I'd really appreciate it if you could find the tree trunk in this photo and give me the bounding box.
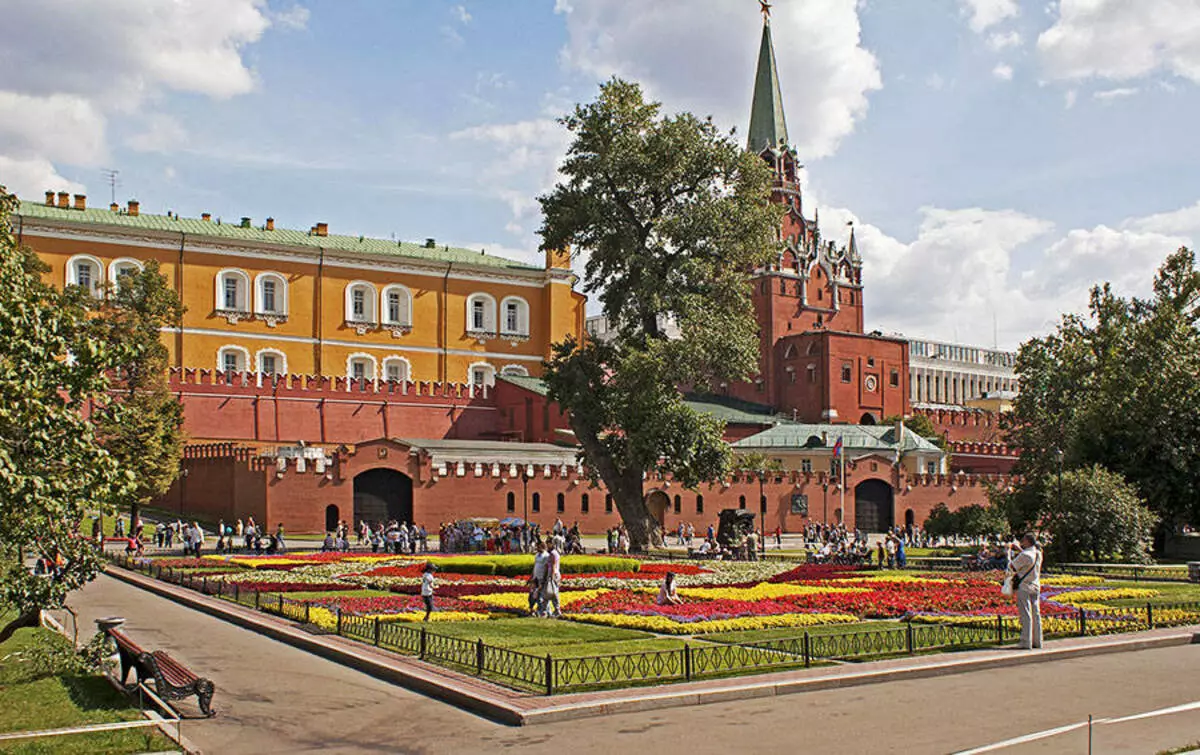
[570,417,663,552]
[0,609,40,645]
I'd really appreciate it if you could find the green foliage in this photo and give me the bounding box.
[539,79,781,548]
[1040,465,1157,563]
[884,414,947,451]
[90,259,185,525]
[922,502,1007,540]
[1007,248,1200,535]
[0,187,137,635]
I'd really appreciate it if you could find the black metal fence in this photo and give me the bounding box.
[110,554,1200,695]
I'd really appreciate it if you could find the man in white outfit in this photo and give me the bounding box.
[1007,533,1043,649]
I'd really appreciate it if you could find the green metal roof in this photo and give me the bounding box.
[682,394,781,426]
[496,374,550,396]
[747,20,789,153]
[733,423,942,453]
[15,200,539,271]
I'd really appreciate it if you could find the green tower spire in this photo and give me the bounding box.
[747,17,788,153]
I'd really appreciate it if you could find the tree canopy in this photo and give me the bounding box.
[1039,465,1157,563]
[539,78,782,548]
[1004,248,1200,540]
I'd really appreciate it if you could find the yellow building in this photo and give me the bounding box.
[14,192,584,384]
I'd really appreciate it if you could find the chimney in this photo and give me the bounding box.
[127,200,140,217]
[239,217,251,228]
[45,190,55,206]
[73,194,86,211]
[201,212,211,222]
[110,202,119,212]
[894,417,905,447]
[315,222,328,237]
[265,217,275,231]
[57,191,70,209]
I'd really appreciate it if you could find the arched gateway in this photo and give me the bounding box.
[644,490,670,525]
[854,479,894,533]
[353,468,414,526]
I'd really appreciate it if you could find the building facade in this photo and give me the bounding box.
[15,193,585,386]
[907,336,1018,408]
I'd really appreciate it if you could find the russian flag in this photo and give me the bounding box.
[832,436,843,458]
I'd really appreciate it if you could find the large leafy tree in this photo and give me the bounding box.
[1004,248,1200,542]
[539,78,781,549]
[0,188,136,642]
[90,259,185,531]
[1039,465,1157,563]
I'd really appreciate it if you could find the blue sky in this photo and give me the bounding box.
[3,0,1199,348]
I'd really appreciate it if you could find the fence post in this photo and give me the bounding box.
[803,632,811,668]
[278,593,283,614]
[305,603,311,625]
[477,639,485,675]
[336,607,343,635]
[420,627,427,659]
[545,654,554,695]
[1147,602,1154,630]
[203,576,208,594]
[254,589,260,611]
[234,583,239,604]
[374,617,381,646]
[996,615,1004,645]
[1078,607,1087,637]
[684,644,692,681]
[906,621,914,655]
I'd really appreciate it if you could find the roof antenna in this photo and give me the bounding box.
[101,168,120,205]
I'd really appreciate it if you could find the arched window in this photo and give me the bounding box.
[556,493,565,513]
[500,296,530,336]
[344,281,378,325]
[215,269,251,312]
[673,494,681,514]
[108,258,143,293]
[346,352,377,381]
[532,492,541,513]
[254,272,288,318]
[255,349,286,376]
[581,493,589,513]
[499,364,529,377]
[66,255,104,296]
[506,492,515,513]
[217,345,250,374]
[381,284,412,328]
[465,293,497,335]
[696,494,704,514]
[468,361,496,388]
[381,356,411,383]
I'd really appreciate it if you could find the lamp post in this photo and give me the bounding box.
[758,472,767,558]
[521,469,531,553]
[1055,447,1064,514]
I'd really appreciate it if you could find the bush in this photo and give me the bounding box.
[1040,465,1157,563]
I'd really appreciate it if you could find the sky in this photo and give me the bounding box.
[2,0,1199,350]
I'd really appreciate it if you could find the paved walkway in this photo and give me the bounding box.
[67,573,1200,754]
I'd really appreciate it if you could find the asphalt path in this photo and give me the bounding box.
[66,573,1200,755]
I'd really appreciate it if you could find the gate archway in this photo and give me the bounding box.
[353,468,413,527]
[854,479,894,533]
[324,504,340,532]
[644,490,670,526]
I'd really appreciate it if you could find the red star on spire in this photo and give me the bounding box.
[760,1,772,20]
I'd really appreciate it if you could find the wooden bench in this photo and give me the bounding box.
[108,628,216,717]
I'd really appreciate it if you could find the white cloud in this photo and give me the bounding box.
[1038,0,1200,84]
[1064,89,1078,108]
[0,0,279,198]
[993,63,1014,81]
[959,0,1020,33]
[926,73,947,90]
[271,5,310,31]
[453,5,472,25]
[126,114,189,154]
[1023,225,1190,302]
[987,30,1023,51]
[1124,200,1200,236]
[0,156,84,197]
[554,0,881,159]
[1092,86,1139,101]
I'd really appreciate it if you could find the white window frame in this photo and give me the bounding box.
[346,352,378,381]
[499,295,530,337]
[215,269,251,312]
[255,348,287,376]
[66,254,104,296]
[344,281,378,325]
[382,356,411,383]
[467,361,496,388]
[216,345,251,374]
[465,293,497,335]
[499,364,529,377]
[254,272,288,316]
[107,257,143,293]
[380,284,413,327]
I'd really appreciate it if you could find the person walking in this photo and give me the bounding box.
[420,562,437,621]
[542,541,562,618]
[1007,533,1043,649]
[529,540,547,617]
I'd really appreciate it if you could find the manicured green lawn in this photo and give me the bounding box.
[427,618,653,648]
[1097,580,1200,606]
[703,620,897,645]
[0,611,175,754]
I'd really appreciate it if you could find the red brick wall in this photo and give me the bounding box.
[917,407,1006,443]
[492,379,572,443]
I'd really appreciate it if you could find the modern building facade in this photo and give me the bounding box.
[907,337,1018,408]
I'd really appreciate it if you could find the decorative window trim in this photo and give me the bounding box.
[344,281,379,333]
[499,295,531,341]
[215,268,252,322]
[467,361,496,388]
[380,284,413,336]
[465,293,497,342]
[346,352,378,381]
[499,364,529,377]
[254,272,289,326]
[66,254,105,296]
[381,355,412,383]
[216,344,251,373]
[107,257,143,290]
[255,348,287,376]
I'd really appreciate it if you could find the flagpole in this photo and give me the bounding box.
[839,444,845,527]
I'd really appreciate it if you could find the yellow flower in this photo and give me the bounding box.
[563,612,859,635]
[1053,588,1158,605]
[677,583,868,601]
[467,589,609,610]
[1041,575,1104,587]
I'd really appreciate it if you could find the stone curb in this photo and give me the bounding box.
[103,565,1200,727]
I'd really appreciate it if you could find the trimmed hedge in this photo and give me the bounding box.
[426,555,640,577]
